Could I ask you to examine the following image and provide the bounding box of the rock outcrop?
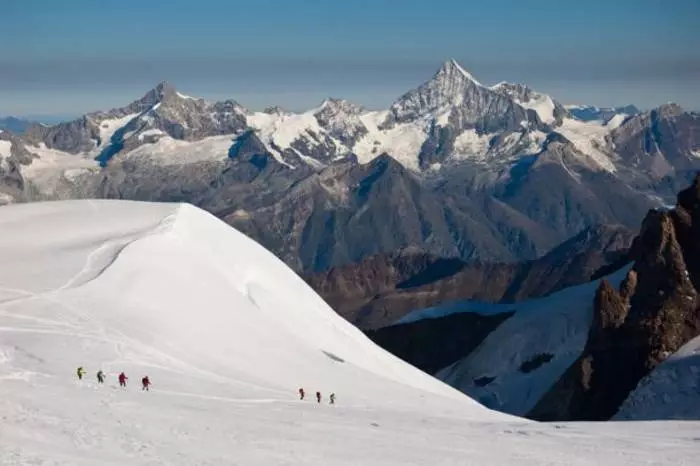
[529,174,700,421]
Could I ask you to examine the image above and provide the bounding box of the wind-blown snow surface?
[614,336,700,421]
[1,201,699,465]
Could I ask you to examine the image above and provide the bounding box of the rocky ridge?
[529,173,700,420]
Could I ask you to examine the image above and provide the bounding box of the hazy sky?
[2,0,699,118]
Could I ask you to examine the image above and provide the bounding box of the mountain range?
[1,59,699,273]
[0,116,36,134]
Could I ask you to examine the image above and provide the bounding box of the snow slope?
[354,111,428,170]
[400,267,631,417]
[1,201,699,465]
[614,335,700,421]
[21,144,100,194]
[95,113,140,148]
[556,118,617,172]
[122,134,235,165]
[516,95,557,125]
[0,140,12,158]
[247,109,326,163]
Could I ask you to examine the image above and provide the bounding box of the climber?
[118,372,128,388]
[329,393,336,405]
[76,367,86,380]
[141,375,151,391]
[316,391,321,403]
[96,370,105,384]
[298,388,305,400]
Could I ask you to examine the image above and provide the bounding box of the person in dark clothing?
[141,376,151,391]
[118,372,128,387]
[316,391,321,403]
[96,370,105,384]
[298,388,305,400]
[329,393,336,405]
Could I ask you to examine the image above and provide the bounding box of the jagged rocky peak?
[384,59,489,125]
[316,97,364,115]
[490,82,533,100]
[150,80,177,101]
[611,103,686,139]
[435,58,483,87]
[263,105,286,115]
[530,174,700,421]
[130,81,180,111]
[385,60,547,146]
[653,102,684,118]
[609,102,700,181]
[313,98,368,146]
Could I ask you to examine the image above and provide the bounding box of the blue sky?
[2,0,699,118]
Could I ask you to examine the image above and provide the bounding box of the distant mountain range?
[306,224,634,330]
[0,116,36,134]
[565,105,640,123]
[1,59,699,273]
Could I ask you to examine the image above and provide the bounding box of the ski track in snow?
[1,200,699,465]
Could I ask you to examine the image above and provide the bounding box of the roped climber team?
[76,367,151,391]
[298,387,335,405]
[77,367,338,405]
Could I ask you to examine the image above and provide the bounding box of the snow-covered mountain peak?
[128,82,208,115]
[429,59,485,96]
[655,102,684,118]
[135,80,179,108]
[383,60,494,126]
[316,97,364,115]
[262,105,287,115]
[438,59,484,87]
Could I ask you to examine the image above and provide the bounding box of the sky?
[1,0,699,119]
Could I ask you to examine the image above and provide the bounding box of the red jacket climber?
[118,372,128,387]
[141,376,151,391]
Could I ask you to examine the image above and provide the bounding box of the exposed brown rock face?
[529,174,700,421]
[305,224,634,329]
